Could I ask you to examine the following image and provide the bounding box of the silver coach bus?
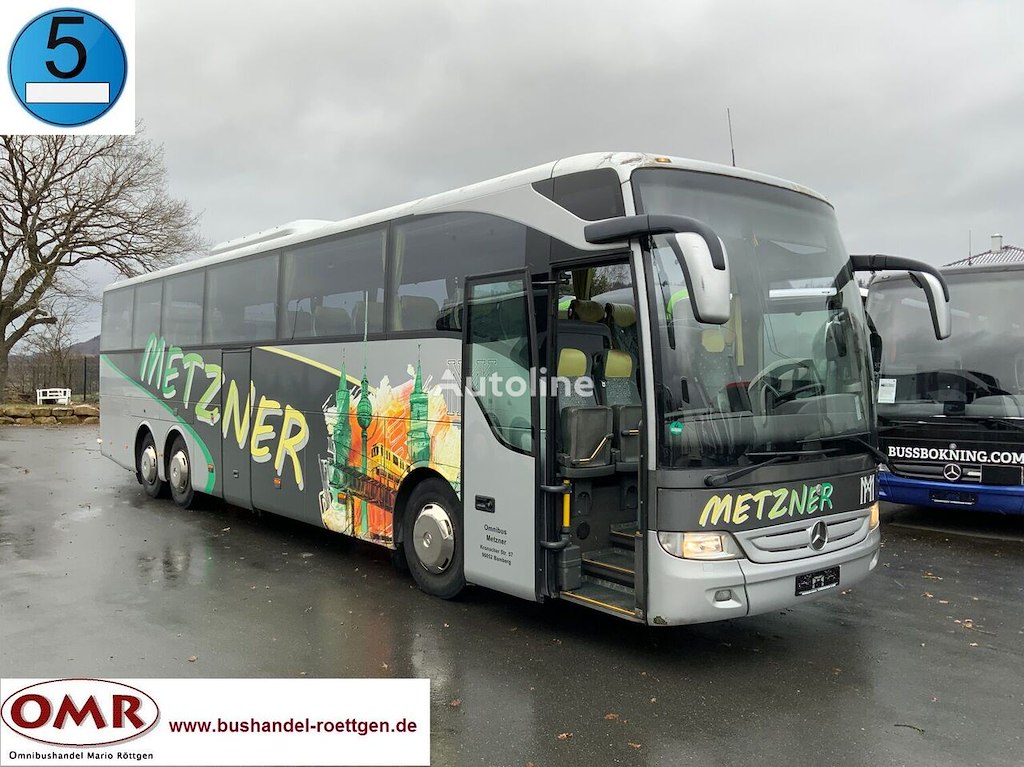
[99,152,950,624]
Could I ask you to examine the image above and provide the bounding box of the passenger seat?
[595,349,642,471]
[353,300,384,334]
[604,302,640,364]
[313,306,350,337]
[399,295,440,331]
[556,348,614,477]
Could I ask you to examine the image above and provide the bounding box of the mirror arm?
[849,254,950,301]
[584,214,727,270]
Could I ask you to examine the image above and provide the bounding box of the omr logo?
[1,679,159,747]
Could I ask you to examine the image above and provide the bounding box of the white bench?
[36,388,71,405]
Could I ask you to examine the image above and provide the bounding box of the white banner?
[0,679,429,767]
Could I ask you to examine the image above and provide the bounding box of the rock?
[57,416,79,425]
[34,416,58,425]
[0,416,14,425]
[73,405,100,417]
[51,407,74,417]
[81,416,100,425]
[15,418,33,425]
[3,404,33,418]
[30,406,52,417]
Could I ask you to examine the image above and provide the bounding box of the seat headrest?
[354,301,384,331]
[557,348,588,377]
[701,328,725,353]
[399,295,440,330]
[569,299,605,323]
[600,349,633,378]
[314,306,352,336]
[606,303,636,327]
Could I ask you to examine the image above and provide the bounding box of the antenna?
[727,108,736,167]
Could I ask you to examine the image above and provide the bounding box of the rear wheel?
[167,435,195,509]
[137,432,165,499]
[403,478,465,599]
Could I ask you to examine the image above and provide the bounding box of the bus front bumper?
[879,471,1024,514]
[644,528,880,626]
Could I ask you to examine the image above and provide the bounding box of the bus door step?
[560,580,640,622]
[582,547,635,587]
[609,522,641,548]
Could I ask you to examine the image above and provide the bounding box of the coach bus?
[99,152,950,624]
[868,261,1024,514]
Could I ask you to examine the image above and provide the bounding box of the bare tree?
[24,303,82,392]
[0,128,202,395]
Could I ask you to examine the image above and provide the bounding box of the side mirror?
[668,232,731,325]
[909,270,951,340]
[869,329,882,374]
[582,214,731,325]
[851,254,951,340]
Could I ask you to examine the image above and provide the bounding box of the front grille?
[736,509,871,564]
[891,461,982,482]
[890,461,1024,485]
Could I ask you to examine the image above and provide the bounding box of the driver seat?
[694,327,749,411]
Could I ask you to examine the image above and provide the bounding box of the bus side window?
[204,252,279,344]
[391,213,528,333]
[100,287,134,351]
[281,228,386,340]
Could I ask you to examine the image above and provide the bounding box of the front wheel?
[167,435,195,509]
[403,478,465,599]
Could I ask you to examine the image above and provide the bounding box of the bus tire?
[403,478,465,599]
[138,431,165,499]
[167,435,195,509]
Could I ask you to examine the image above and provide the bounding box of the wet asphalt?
[1,426,1022,767]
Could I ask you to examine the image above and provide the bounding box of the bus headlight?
[658,531,742,560]
[869,501,880,530]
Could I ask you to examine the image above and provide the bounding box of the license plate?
[795,566,840,596]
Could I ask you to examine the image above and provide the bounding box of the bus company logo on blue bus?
[887,442,1024,467]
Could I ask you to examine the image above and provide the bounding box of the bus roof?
[106,151,831,292]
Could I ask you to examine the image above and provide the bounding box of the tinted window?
[132,281,162,348]
[392,213,527,332]
[162,271,204,346]
[281,228,386,339]
[534,169,625,221]
[101,287,133,350]
[205,253,279,344]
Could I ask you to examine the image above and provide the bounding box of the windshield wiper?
[800,431,888,464]
[703,448,834,488]
[883,415,1024,432]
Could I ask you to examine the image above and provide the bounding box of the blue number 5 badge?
[8,7,127,127]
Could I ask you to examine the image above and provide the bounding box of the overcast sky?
[79,0,1024,339]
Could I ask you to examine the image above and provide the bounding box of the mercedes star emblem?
[809,520,828,551]
[943,463,962,482]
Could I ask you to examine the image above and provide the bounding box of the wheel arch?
[393,468,458,546]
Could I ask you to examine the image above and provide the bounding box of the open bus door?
[461,270,545,601]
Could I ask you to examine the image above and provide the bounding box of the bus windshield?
[867,269,1024,420]
[633,168,875,468]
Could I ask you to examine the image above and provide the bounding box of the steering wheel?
[748,358,825,413]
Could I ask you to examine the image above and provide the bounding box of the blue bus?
[868,261,1024,514]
